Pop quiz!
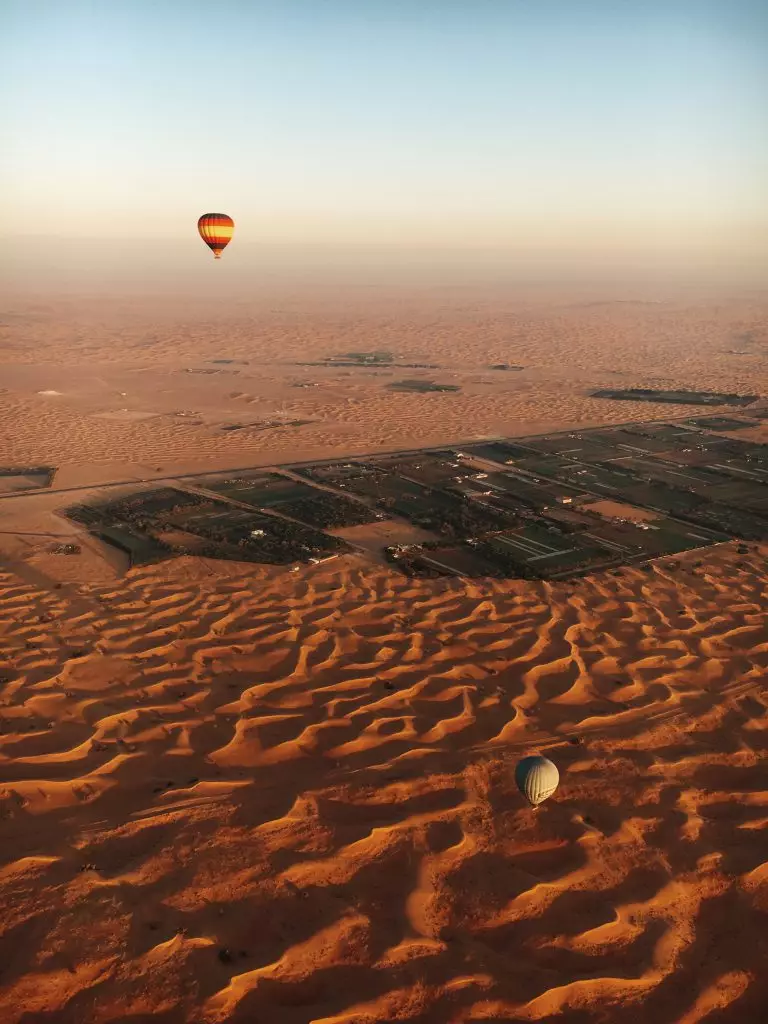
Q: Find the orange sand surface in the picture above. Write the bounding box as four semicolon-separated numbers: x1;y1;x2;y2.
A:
0;288;766;1021
0;544;766;1023
580;501;660;524
1;292;766;483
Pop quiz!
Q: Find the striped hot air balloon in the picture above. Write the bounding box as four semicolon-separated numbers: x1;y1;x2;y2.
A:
515;755;560;806
197;213;234;259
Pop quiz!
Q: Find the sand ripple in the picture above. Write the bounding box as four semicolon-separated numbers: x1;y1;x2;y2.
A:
0;542;766;1021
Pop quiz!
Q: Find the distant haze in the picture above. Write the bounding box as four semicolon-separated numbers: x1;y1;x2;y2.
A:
3;0;767;287
4;238;767;304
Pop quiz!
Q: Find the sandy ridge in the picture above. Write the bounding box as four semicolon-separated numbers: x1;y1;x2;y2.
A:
0;541;765;1022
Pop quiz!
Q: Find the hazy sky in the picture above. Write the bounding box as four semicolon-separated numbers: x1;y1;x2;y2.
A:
3;0;767;267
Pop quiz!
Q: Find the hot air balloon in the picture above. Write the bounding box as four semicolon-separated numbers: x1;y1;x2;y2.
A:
198;213;234;259
515;755;559;806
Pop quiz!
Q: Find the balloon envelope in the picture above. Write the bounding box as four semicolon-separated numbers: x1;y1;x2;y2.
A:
198;213;234;259
515;755;559;806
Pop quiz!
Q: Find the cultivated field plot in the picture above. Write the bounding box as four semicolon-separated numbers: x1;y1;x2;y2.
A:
299;458;516;536
296;461;370;486
701;440;767;476
604;455;767;512
0;465;56;493
463;440;542;464
523;433;765;483
467;429;767;538
387;379;461;393
329;519;439;554
599;427;694;456
67;487;212;526
591;387;759;407
623;423;695;442
65;488;211;566
410;544;505;578
396;526;618;581
296;349;440;369
685;415;760;431
661;430;767;465
199;471;378;528
609;456;734;491
473;473;582;510
274;493;378;529
375;453;465;488
199;472;310;507
89;524;170;565
308;463;439;505
483;529;612;577
61;415;766;577
573;427;768;517
574;505;723;557
361;455;521;534
530;460;760;539
66;487;349;567
518;434;623;462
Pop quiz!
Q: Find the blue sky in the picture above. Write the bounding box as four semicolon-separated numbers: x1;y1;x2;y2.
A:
3;0;766;262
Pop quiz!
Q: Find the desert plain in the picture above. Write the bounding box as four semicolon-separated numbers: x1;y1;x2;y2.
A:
0;277;766;1022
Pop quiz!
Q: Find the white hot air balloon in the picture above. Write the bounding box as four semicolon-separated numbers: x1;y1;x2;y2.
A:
515;755;559;806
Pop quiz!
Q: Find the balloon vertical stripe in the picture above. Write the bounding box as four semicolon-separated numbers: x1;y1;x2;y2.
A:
515;755;560;806
198;213;234;259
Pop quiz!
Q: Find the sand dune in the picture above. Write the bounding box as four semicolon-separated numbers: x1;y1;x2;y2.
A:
1;292;765;479
0;541;766;1022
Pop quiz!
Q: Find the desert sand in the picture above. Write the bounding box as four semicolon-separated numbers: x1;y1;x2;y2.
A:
1;289;766;481
0;286;766;1021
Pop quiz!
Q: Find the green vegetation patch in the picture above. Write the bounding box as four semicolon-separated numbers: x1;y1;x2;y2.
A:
592;388;758;407
388;380;461;393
